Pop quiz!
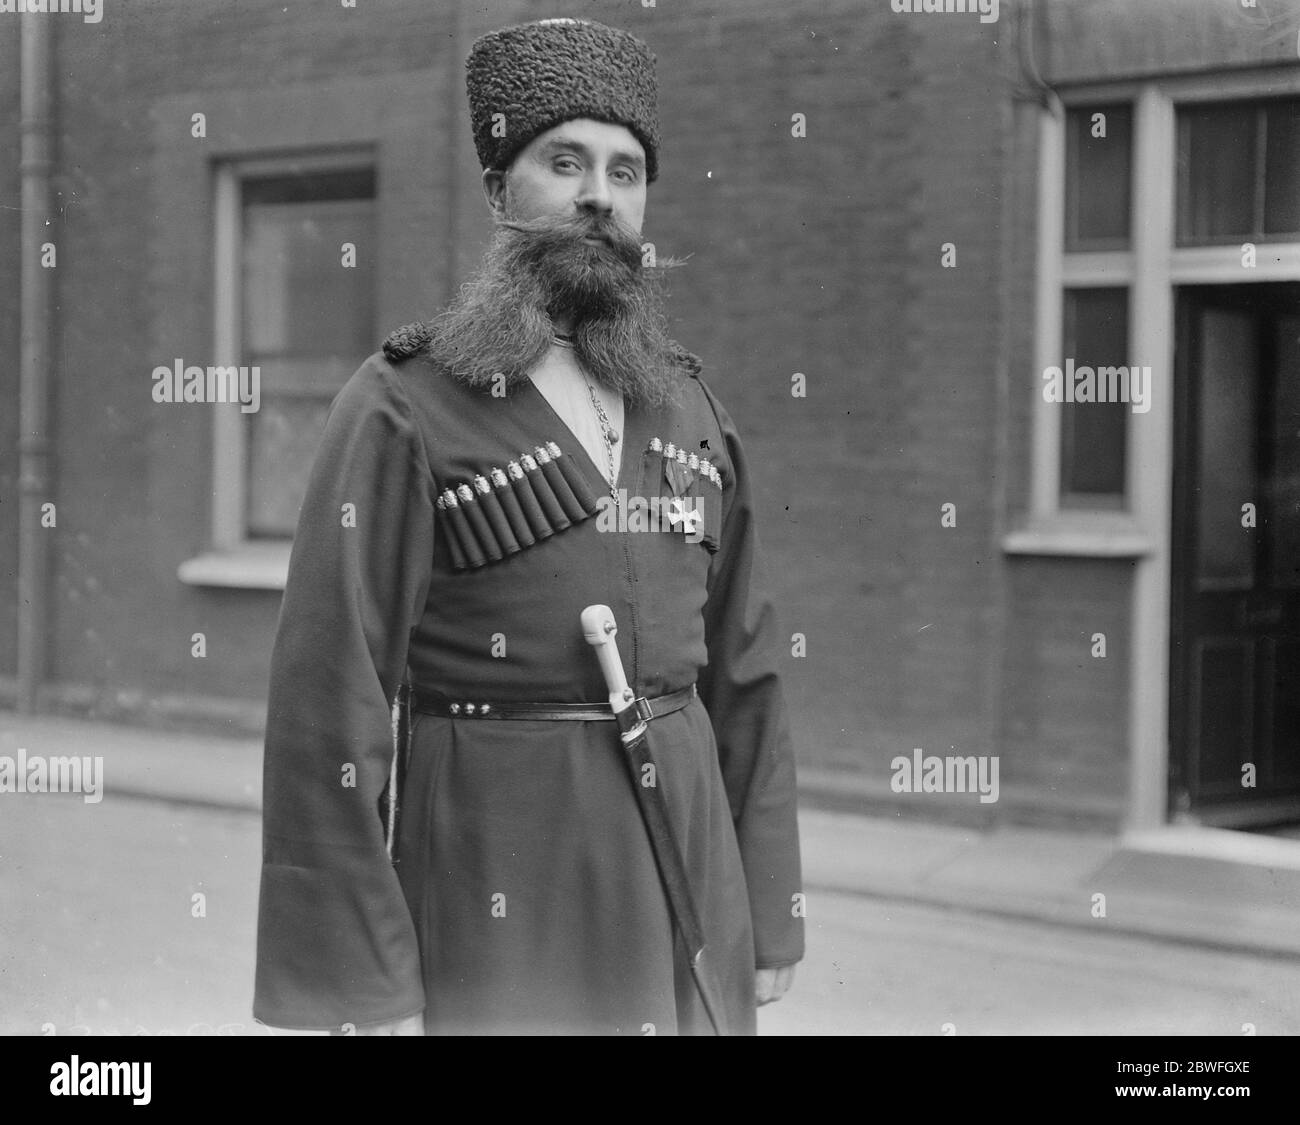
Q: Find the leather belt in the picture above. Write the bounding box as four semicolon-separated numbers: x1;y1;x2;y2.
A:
410;683;697;722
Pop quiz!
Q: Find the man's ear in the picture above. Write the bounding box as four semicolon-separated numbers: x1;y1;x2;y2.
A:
482;169;507;217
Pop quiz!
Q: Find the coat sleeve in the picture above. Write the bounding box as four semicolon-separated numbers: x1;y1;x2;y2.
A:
253;355;436;1030
695;378;805;970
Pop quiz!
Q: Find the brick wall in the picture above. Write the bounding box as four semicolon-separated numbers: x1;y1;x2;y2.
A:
1041;0;1300;83
0;0;1175;823
38;1;452;708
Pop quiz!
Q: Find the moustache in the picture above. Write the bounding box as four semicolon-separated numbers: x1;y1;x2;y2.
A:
496;211;657;273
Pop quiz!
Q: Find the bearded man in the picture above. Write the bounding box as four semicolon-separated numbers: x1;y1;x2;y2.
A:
253;17;803;1036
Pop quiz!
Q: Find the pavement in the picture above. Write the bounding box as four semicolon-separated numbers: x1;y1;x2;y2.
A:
10;788;1300;1036
4;709;1300;963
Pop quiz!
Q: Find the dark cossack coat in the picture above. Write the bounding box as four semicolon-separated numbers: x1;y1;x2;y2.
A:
253;340;804;1035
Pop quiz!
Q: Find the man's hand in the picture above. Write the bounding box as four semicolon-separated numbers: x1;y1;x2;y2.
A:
352;1013;424;1036
755;964;796;1006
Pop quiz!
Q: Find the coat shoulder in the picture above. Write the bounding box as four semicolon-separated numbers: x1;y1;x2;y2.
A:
670;344;704;378
381;321;435;363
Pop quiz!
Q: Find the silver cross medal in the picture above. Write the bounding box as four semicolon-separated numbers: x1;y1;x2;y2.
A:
665;496;703;537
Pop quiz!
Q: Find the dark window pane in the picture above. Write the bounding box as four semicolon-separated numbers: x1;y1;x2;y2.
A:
1178;105;1257;244
1059;288;1128;502
243;167;375;206
239;167;376;539
1264;101;1300;236
1178;98;1300;244
1065;105;1132;250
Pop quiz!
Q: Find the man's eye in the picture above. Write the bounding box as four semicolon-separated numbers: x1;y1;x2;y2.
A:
612;169;636;184
553;157;581;172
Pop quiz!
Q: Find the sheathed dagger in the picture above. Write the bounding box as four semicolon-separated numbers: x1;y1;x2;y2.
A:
581;604;727;1035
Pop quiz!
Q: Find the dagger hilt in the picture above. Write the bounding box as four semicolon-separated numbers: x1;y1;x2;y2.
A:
580;604;640;734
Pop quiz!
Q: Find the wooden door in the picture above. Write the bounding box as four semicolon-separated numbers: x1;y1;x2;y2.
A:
1171;283;1300;825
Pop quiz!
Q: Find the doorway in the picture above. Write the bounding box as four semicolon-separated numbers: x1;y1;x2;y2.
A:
1170;282;1300;827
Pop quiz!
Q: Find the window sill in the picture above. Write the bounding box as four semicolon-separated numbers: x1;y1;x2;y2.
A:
178;542;291;590
1002;514;1154;558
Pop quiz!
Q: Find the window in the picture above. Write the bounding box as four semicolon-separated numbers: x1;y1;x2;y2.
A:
240;168;377;538
1058;105;1134;512
1177;98;1300;246
1065;104;1132;251
203;152;377;580
1059;288;1128;505
1016;79;1300;562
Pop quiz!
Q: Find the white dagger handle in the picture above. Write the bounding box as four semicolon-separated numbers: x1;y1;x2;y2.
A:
580;604;635;714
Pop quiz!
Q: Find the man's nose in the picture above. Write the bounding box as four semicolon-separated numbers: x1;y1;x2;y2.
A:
574;170;614;216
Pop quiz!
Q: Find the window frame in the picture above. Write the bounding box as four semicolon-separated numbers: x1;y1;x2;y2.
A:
211;149;377;554
1008;68;1300;560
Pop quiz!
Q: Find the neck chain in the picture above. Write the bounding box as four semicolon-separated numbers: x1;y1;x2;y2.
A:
552;332;619;496
585;374;619;498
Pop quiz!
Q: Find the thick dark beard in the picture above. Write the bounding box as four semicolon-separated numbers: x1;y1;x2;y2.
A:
422;210;688;409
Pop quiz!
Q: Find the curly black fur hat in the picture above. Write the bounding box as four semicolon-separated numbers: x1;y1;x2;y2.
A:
466;17;660;183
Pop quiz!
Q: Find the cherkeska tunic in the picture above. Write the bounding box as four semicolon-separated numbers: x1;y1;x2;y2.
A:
253;341;804;1035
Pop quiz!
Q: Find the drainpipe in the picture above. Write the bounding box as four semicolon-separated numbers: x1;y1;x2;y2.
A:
17;18;54;713
444;0;462;308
